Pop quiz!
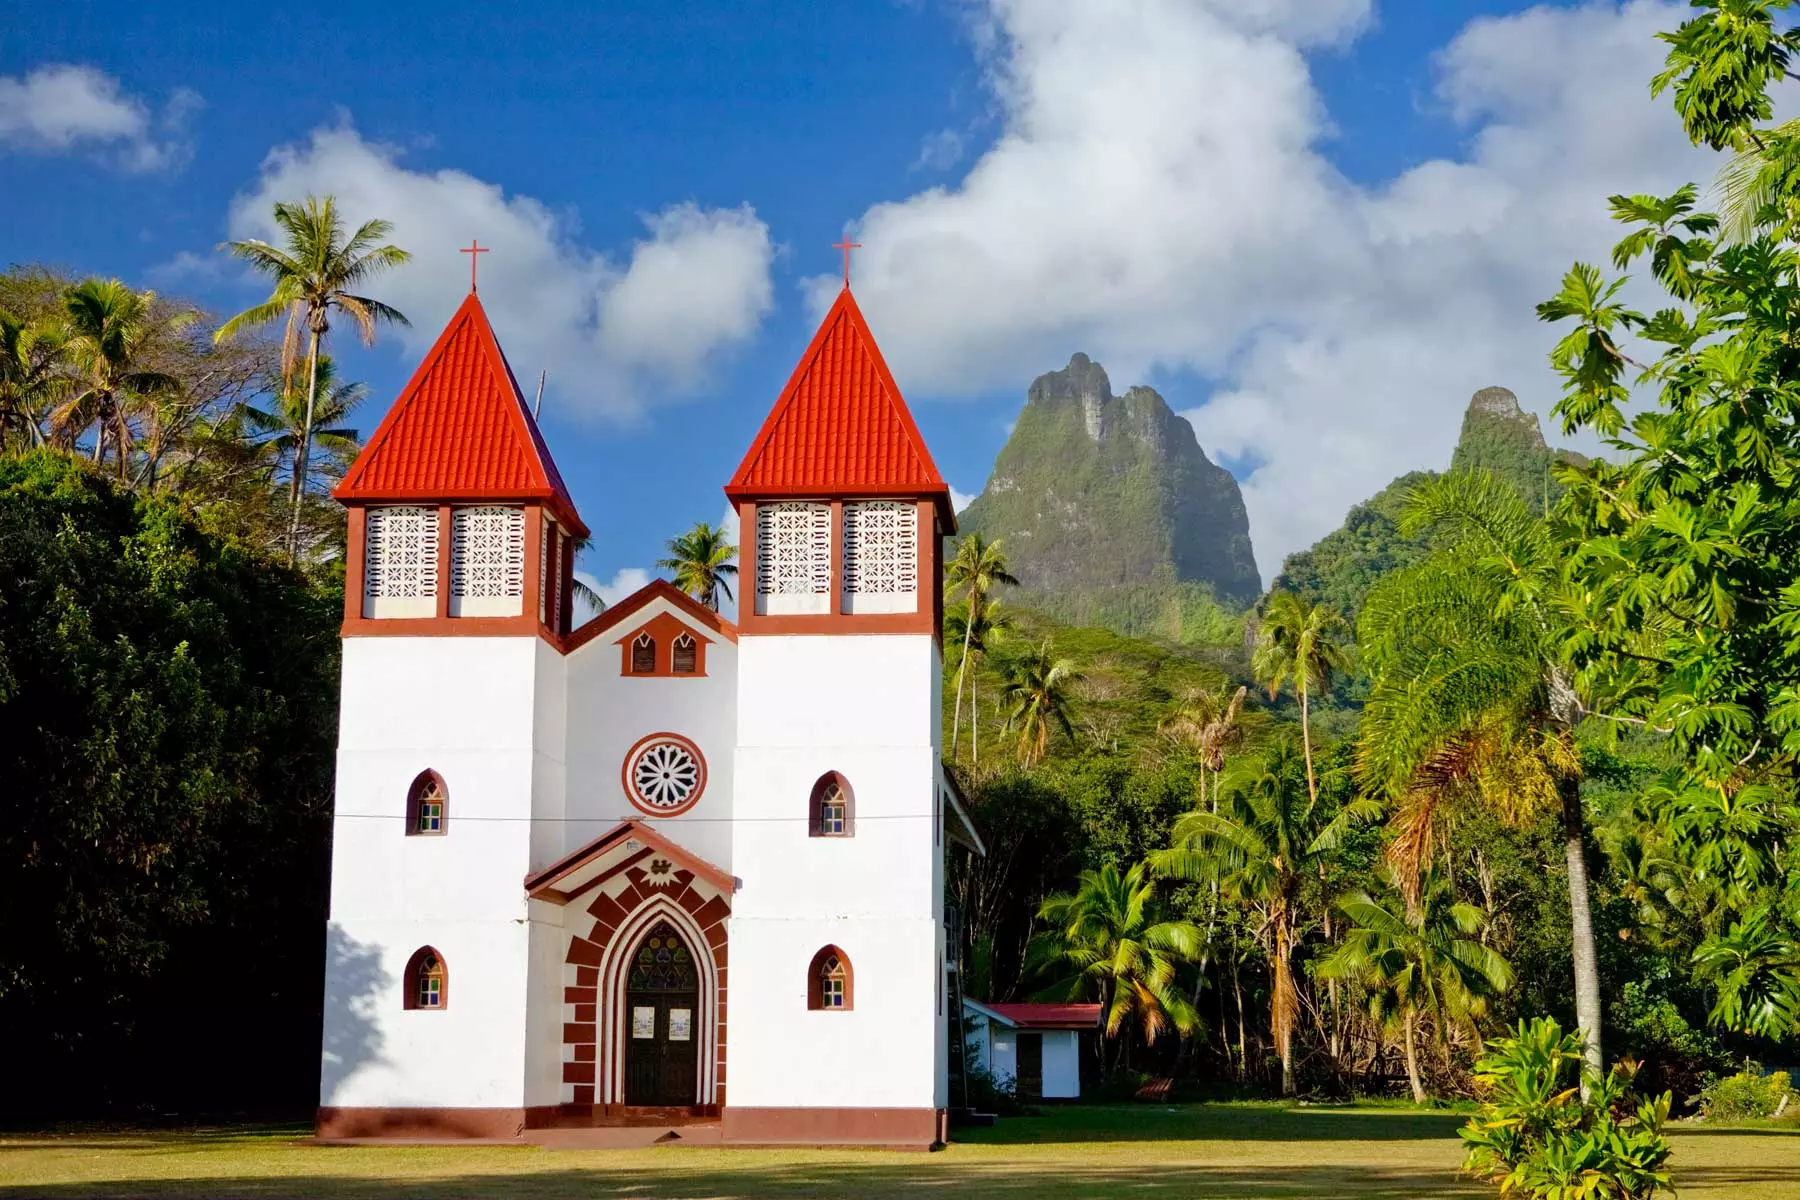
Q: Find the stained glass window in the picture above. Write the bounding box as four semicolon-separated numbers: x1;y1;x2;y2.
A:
819;955;846;1009
628;923;697;991
820;785;846;835
408;771;447;836
417;955;444;1008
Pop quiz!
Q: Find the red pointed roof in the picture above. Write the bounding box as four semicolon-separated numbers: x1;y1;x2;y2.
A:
335;290;587;537
726;287;953;529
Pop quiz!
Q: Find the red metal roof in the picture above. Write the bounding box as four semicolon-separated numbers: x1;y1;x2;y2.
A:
726;286;953;528
983;1002;1103;1030
335;290;587;537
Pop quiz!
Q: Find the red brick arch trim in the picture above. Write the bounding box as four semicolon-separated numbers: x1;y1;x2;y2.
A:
808;945;853;1011
403;946;448;1010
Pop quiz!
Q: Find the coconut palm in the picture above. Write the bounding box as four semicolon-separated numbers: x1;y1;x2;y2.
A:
216;195;409;560
1026;862;1204;1055
49;280;196;477
243;355;365;507
1152;737;1378;1095
1357;469;1603;1081
946;534;1019;760
945;596;1015;767
0;309;65;453
1253;590;1349;807
998;640;1083;768
1320;869;1514;1103
1160;682;1249;813
657;522;738;611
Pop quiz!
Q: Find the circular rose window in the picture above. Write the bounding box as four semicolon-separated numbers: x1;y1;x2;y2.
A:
622;733;706;817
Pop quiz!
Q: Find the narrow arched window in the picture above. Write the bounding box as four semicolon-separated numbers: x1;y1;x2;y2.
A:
809;773;853;837
404;947;447;1010
631;633;656;674
406;771;447;835
671;634;697;674
808;946;852;1011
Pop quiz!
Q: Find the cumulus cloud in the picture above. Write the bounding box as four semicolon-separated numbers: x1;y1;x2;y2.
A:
585;567;652;610
226;123;775;419
950;485;979;514
824;0;1715;582
0;64;198;170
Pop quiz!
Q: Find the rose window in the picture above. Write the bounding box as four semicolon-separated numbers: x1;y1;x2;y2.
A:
623;734;706;817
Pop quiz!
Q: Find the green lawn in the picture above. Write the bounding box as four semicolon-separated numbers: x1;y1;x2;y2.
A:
2;1104;1797;1199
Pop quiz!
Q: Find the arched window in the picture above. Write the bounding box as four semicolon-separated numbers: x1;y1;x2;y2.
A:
404;946;447;1010
671;634;697;674
808;946;852;1011
630;633;657;674
809;773;853;837
406;770;447;835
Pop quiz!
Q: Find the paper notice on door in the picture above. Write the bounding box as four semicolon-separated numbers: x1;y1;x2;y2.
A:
632;1006;656;1039
669;1008;692;1041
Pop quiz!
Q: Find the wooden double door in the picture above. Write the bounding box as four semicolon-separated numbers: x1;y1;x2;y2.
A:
623;921;699;1107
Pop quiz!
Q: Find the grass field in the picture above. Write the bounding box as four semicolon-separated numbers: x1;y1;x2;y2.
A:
2;1104;1797;1199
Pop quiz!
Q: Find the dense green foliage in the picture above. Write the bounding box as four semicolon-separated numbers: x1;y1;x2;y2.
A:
1698;1069;1794;1121
0;451;340;1117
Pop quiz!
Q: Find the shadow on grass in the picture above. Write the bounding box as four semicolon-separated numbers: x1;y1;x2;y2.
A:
959;1103;1471;1145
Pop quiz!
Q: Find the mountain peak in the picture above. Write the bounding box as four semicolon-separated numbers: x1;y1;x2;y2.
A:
1462;385;1548;449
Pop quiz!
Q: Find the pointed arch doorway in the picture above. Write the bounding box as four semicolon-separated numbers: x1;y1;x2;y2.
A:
623;920;700;1106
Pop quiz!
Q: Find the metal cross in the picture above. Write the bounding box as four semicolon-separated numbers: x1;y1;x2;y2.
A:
832;236;862;288
460;240;490;292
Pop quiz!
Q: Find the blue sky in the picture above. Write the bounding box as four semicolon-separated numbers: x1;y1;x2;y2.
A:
2;1;1717;595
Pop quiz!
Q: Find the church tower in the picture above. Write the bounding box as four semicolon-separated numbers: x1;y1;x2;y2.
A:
318;284;586;1138
721;283;956;1144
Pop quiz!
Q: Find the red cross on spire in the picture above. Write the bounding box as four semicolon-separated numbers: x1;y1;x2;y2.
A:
460;240;490;292
832;236;861;289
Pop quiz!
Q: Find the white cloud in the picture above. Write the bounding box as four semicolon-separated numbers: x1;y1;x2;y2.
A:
826;0;1713;584
226;123;775;420
914;129;966;172
0;64;198;170
950;485;979;514
586;567;652;609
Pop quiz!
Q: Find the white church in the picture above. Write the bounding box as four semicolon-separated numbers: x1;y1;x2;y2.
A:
316;272;983;1148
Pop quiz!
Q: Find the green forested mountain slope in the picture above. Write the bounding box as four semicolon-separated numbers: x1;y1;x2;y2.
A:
958;354;1260;637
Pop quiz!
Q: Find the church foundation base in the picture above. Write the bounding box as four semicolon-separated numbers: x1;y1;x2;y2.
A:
316;1106;561;1140
720;1106;947;1150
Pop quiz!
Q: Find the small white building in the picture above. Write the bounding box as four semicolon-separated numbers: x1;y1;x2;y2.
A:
316;277;981;1148
962;1000;1100;1100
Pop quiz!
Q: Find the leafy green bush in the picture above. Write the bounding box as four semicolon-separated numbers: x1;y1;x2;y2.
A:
1460;1017;1674;1199
1700;1070;1794;1122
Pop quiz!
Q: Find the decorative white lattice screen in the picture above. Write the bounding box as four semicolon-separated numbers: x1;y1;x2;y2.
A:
363;506;439;618
842;500;918;614
755;502;832;615
449;506;525;617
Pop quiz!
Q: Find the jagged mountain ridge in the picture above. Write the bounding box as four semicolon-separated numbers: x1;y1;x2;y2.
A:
958;354;1260;638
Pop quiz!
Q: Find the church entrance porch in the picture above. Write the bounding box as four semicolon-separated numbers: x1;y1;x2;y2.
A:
623;922;699;1107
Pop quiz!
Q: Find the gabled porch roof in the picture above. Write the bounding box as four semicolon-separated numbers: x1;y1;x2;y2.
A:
524;819;736;904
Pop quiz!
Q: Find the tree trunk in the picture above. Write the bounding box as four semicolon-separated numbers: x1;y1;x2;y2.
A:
1299;684;1317;805
971;673;980;767
1403;1008;1426;1104
951;592;975;760
1233;955;1247;1082
1560;777;1604;1086
285;330;321;565
1274;917;1297;1096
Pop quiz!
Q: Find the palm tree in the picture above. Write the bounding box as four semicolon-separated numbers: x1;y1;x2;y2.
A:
244;355;365;509
0;309;65;453
1320;869;1514;1103
1253;591;1349;807
50;280;195;477
945;596;1015;767
1160;682;1249;813
1357;469;1604;1082
946;534;1019;760
217;195;409;560
1026;862;1204;1059
1151;737;1377;1094
998;640;1082;768
657;521;738;611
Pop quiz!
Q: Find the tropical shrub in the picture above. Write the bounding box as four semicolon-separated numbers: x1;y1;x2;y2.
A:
1699;1069;1794;1122
1460;1017;1673;1200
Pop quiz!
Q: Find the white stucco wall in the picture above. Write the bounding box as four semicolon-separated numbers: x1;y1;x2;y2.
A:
563;599;738;873
962;1013;1082;1099
728;633;946;1110
321;636;549;1110
1042;1030;1081;1098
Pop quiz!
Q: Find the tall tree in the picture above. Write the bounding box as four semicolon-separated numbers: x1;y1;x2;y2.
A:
0;310;64;454
1253;591;1349;806
657;521;738;611
243;355;365;511
945;596;1015;767
1320;869;1514;1103
1026;861;1204;1056
1160;682;1249;813
1152;738;1375;1094
1358;470;1604;1080
50;280;195;478
998;640;1083;768
946;534;1019;761
216;196;409;561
